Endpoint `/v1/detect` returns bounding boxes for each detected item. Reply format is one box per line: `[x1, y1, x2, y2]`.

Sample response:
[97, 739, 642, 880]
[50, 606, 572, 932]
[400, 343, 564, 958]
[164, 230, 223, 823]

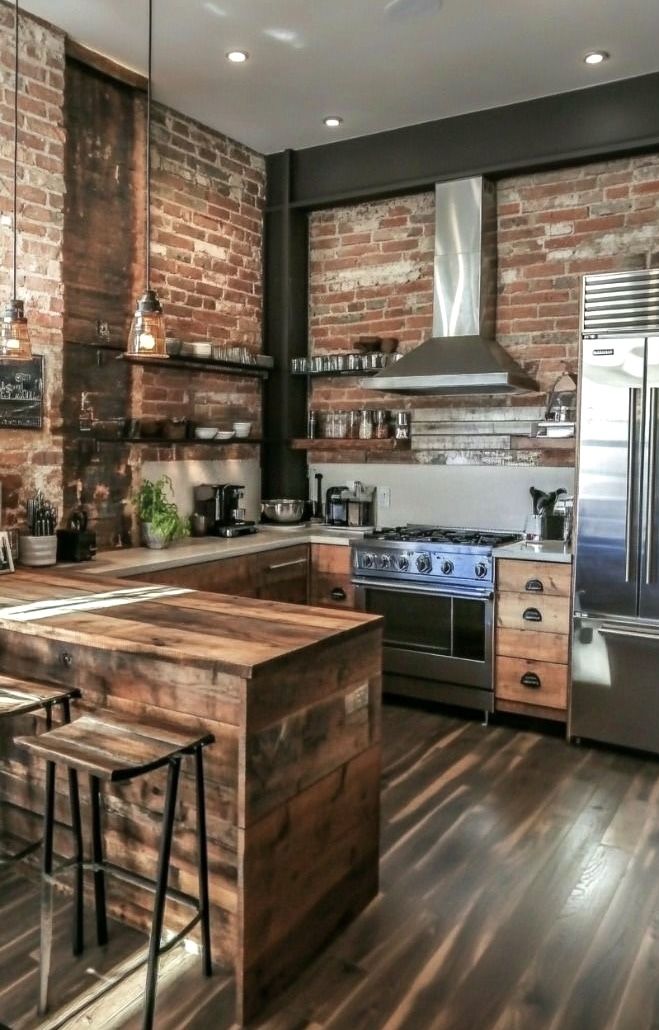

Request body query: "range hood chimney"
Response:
[362, 176, 538, 394]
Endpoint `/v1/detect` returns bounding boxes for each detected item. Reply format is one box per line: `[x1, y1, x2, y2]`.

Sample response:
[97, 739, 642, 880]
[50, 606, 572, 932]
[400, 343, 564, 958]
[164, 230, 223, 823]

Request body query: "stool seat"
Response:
[16, 710, 214, 782]
[0, 675, 80, 720]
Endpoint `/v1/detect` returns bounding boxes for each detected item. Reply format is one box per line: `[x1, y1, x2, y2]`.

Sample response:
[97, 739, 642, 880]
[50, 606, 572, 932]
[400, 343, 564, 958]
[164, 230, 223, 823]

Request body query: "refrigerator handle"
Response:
[645, 387, 658, 585]
[600, 623, 659, 643]
[625, 388, 640, 583]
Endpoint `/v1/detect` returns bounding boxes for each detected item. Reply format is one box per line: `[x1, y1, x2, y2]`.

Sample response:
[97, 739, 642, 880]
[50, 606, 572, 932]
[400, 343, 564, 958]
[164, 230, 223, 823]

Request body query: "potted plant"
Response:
[133, 475, 189, 549]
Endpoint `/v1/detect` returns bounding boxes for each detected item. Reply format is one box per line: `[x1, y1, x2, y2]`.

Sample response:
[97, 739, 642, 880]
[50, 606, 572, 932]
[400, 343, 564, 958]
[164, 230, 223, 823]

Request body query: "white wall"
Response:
[139, 458, 261, 522]
[310, 462, 575, 532]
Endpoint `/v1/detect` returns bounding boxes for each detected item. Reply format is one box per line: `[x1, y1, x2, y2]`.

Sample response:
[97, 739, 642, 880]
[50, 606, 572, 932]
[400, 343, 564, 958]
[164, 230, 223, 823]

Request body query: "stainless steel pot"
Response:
[261, 499, 305, 523]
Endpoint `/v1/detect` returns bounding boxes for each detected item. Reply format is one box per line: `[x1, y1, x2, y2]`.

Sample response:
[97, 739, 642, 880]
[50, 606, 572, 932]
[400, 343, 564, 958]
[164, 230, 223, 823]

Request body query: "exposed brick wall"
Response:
[59, 56, 265, 547]
[0, 7, 65, 525]
[307, 152, 659, 465]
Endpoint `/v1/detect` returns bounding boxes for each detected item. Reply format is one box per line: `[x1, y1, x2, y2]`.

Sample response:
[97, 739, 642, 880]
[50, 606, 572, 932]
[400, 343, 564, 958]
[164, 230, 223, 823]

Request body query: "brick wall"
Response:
[307, 152, 659, 466]
[59, 57, 265, 547]
[0, 7, 65, 524]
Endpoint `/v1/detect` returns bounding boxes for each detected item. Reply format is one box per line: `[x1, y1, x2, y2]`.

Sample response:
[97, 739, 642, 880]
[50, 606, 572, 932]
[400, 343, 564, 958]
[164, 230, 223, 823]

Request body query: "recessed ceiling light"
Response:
[584, 50, 610, 65]
[226, 49, 249, 63]
[323, 116, 343, 128]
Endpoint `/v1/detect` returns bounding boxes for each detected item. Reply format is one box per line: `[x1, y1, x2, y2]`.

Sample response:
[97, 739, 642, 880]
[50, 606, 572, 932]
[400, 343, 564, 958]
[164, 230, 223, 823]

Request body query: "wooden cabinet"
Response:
[495, 558, 572, 721]
[254, 545, 309, 604]
[133, 545, 310, 605]
[309, 544, 356, 610]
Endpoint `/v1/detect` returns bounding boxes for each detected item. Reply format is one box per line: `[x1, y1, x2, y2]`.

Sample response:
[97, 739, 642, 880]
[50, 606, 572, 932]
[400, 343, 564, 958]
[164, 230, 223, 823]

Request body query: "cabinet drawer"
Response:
[496, 656, 568, 710]
[309, 572, 355, 610]
[496, 627, 569, 664]
[496, 592, 570, 635]
[496, 559, 571, 597]
[310, 544, 352, 576]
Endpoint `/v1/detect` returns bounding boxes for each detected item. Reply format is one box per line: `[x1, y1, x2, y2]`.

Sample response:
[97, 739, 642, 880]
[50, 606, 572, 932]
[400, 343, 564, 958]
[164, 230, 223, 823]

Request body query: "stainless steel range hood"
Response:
[361, 176, 538, 394]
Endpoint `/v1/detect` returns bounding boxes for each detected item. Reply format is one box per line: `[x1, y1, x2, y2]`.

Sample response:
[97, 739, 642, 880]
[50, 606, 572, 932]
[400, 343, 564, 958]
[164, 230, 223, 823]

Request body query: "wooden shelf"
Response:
[291, 368, 380, 379]
[512, 437, 576, 450]
[121, 354, 271, 379]
[290, 437, 409, 451]
[77, 435, 262, 447]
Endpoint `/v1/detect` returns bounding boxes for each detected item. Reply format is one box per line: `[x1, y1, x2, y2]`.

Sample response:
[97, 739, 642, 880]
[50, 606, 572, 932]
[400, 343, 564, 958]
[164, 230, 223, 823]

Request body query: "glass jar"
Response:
[359, 410, 374, 440]
[374, 409, 389, 440]
[348, 410, 361, 438]
[335, 411, 349, 438]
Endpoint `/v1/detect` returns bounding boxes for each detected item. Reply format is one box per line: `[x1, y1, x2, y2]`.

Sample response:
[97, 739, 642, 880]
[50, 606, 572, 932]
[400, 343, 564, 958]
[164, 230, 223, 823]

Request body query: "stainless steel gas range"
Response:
[352, 526, 520, 720]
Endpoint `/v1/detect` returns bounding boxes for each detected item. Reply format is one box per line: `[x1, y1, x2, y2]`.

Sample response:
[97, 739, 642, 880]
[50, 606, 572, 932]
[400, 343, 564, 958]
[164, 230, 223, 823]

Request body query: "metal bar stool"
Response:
[0, 674, 81, 870]
[15, 709, 214, 1030]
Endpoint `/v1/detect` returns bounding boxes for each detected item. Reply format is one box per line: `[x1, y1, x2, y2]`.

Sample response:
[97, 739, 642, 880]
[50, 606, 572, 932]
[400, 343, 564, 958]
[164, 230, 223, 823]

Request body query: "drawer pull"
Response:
[520, 672, 541, 689]
[60, 651, 73, 668]
[525, 578, 544, 593]
[266, 558, 308, 572]
[330, 587, 347, 601]
[522, 607, 542, 622]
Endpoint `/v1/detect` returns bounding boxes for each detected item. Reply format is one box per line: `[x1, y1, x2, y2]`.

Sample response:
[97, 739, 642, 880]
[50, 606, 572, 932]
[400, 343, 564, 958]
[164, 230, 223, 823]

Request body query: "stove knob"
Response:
[440, 559, 454, 575]
[362, 553, 375, 569]
[378, 553, 391, 569]
[475, 561, 488, 579]
[397, 554, 410, 572]
[416, 552, 432, 574]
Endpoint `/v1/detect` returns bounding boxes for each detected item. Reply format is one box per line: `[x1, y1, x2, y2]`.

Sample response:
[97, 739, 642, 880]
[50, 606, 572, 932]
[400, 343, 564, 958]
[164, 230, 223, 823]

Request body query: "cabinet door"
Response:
[256, 546, 309, 604]
[309, 544, 355, 609]
[131, 555, 257, 597]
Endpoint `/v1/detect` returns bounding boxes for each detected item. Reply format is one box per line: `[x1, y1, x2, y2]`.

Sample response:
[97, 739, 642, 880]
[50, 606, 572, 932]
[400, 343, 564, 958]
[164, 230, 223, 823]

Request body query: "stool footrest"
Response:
[0, 839, 40, 867]
[102, 861, 201, 912]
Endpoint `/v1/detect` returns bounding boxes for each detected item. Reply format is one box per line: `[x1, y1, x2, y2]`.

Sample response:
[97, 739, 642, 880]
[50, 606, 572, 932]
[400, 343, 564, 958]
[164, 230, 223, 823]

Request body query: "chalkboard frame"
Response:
[0, 355, 44, 429]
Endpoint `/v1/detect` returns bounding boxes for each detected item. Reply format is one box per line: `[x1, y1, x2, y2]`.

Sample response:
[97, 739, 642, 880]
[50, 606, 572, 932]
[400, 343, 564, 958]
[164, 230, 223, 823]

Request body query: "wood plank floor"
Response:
[2, 701, 659, 1029]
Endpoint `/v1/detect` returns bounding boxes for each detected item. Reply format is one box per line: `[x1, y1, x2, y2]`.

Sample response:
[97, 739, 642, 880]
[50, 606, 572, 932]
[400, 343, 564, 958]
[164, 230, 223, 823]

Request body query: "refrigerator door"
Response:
[570, 614, 659, 753]
[574, 337, 645, 618]
[639, 337, 659, 618]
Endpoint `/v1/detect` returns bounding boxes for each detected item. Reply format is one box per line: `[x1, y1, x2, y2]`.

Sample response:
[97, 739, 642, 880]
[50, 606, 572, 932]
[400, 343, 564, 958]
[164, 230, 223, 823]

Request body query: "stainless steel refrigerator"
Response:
[571, 268, 659, 753]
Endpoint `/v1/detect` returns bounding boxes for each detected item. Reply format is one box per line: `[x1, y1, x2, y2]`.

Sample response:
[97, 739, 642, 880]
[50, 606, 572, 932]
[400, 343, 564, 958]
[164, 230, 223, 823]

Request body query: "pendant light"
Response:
[127, 0, 167, 358]
[0, 0, 31, 361]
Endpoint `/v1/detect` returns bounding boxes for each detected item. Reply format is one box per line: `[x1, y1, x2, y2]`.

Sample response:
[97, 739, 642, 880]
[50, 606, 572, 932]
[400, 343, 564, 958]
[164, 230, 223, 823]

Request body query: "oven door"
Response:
[353, 577, 493, 692]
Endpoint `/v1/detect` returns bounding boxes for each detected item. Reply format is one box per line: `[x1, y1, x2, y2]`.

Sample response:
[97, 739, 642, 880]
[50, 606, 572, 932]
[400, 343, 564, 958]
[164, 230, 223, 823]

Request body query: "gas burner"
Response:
[366, 525, 519, 548]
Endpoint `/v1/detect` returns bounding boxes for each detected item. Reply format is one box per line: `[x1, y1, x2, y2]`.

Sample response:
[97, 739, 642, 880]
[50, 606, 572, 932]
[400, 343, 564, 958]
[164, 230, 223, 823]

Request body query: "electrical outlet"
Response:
[0, 213, 12, 227]
[378, 486, 391, 509]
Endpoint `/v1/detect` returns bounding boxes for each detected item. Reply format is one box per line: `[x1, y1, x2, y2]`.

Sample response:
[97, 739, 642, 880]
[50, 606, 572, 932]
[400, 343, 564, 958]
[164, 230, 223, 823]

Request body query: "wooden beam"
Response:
[65, 38, 147, 92]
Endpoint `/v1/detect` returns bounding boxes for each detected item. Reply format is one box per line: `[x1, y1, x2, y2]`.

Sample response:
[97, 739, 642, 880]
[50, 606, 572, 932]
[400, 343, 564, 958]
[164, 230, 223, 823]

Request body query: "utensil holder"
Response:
[19, 534, 57, 567]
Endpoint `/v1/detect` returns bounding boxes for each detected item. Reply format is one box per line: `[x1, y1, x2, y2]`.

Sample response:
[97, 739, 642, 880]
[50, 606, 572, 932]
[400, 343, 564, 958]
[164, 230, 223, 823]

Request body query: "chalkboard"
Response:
[0, 356, 44, 429]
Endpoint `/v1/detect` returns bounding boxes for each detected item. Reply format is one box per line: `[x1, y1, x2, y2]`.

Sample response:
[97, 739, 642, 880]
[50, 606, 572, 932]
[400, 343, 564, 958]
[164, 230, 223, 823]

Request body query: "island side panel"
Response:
[0, 626, 242, 970]
[237, 624, 382, 1023]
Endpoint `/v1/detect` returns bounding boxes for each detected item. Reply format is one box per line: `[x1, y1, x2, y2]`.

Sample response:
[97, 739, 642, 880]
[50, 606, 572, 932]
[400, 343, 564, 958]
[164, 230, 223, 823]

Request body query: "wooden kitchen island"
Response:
[0, 571, 382, 1024]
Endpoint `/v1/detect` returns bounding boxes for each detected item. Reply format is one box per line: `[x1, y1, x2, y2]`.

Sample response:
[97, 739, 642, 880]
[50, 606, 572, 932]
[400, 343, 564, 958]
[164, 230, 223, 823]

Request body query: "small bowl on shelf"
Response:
[232, 421, 252, 438]
[195, 427, 217, 440]
[216, 430, 235, 441]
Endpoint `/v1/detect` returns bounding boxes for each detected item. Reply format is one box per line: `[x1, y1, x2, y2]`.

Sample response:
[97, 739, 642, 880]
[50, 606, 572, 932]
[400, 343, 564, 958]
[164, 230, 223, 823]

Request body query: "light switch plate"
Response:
[377, 486, 391, 509]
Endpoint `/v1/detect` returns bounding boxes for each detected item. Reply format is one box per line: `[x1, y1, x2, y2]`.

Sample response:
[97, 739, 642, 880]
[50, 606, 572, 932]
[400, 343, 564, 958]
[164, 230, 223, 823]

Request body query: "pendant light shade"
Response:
[1, 0, 31, 362]
[127, 0, 167, 358]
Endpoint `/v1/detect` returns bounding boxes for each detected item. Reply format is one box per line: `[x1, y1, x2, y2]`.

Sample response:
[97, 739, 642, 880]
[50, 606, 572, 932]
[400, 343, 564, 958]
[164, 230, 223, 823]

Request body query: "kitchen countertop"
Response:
[495, 540, 572, 564]
[76, 525, 359, 578]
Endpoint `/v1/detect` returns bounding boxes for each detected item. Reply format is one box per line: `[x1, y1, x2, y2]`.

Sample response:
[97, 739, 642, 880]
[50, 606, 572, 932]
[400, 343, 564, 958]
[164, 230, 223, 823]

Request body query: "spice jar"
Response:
[359, 410, 374, 440]
[374, 409, 389, 440]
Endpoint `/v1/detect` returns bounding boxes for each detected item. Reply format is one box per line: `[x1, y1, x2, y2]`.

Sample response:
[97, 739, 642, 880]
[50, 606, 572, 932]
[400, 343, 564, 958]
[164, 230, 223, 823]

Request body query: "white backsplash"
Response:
[310, 462, 575, 532]
[139, 458, 261, 522]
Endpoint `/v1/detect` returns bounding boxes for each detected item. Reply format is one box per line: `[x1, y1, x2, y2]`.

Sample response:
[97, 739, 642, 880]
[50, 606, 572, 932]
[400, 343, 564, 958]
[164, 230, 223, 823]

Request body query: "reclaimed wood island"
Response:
[0, 570, 382, 1023]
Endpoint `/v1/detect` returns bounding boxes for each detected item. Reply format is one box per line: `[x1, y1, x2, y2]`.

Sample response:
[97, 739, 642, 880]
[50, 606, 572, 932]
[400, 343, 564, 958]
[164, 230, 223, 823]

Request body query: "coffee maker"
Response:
[192, 484, 256, 538]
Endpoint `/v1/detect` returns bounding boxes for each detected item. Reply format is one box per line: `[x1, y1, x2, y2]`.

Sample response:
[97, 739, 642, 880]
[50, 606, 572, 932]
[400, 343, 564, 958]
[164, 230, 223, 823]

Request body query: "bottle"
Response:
[359, 410, 373, 440]
[307, 409, 317, 439]
[374, 409, 389, 439]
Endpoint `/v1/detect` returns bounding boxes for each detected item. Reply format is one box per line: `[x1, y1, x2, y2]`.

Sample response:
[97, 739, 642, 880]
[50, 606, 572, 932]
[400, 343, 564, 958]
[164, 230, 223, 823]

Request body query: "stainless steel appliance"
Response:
[571, 268, 659, 753]
[192, 484, 256, 537]
[352, 526, 519, 718]
[326, 487, 348, 526]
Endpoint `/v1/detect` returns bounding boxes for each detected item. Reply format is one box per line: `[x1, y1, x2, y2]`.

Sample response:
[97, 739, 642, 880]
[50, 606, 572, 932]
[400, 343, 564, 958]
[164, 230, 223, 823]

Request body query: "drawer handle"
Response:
[330, 587, 346, 601]
[525, 578, 544, 593]
[60, 651, 73, 668]
[266, 558, 308, 572]
[522, 607, 542, 622]
[520, 672, 541, 689]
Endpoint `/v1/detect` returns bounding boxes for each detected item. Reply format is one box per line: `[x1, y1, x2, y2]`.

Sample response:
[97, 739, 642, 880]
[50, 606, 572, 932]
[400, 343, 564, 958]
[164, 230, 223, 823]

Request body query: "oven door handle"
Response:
[352, 577, 493, 601]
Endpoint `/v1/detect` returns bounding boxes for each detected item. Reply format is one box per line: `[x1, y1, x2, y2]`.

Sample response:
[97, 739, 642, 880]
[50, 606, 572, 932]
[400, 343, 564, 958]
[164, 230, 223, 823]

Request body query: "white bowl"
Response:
[233, 421, 252, 438]
[195, 427, 217, 440]
[216, 430, 235, 441]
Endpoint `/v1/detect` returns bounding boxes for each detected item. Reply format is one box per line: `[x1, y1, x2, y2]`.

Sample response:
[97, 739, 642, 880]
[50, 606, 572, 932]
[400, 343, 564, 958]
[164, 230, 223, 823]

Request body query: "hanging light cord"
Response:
[145, 0, 152, 291]
[12, 0, 19, 299]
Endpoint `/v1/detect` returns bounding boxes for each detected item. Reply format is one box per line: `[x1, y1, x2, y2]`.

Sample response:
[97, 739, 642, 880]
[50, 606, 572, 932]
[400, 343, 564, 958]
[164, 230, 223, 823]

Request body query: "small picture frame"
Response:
[0, 531, 15, 574]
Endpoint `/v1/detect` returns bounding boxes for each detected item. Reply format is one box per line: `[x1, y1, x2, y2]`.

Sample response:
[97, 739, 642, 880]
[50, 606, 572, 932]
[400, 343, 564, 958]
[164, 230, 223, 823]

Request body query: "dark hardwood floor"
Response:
[2, 701, 659, 1029]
